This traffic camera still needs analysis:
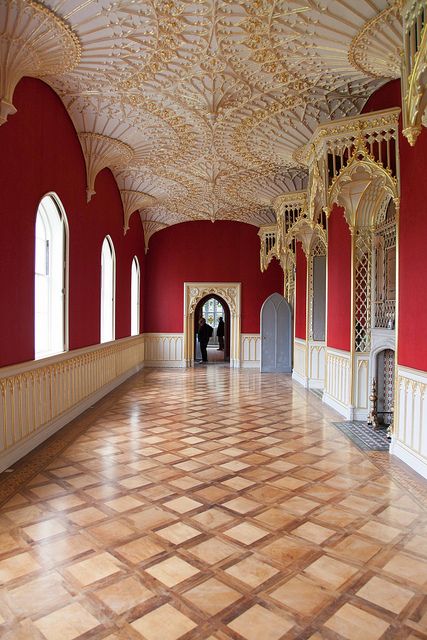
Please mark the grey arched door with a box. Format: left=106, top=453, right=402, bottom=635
left=260, top=293, right=292, bottom=373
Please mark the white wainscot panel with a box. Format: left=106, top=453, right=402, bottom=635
left=308, top=341, right=325, bottom=389
left=391, top=365, right=427, bottom=479
left=354, top=354, right=369, bottom=420
left=323, top=348, right=351, bottom=418
left=241, top=334, right=260, bottom=368
left=144, top=334, right=184, bottom=367
left=0, top=336, right=145, bottom=472
left=292, top=338, right=308, bottom=387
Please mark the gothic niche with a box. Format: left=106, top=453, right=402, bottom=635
left=372, top=199, right=397, bottom=330
left=376, top=348, right=395, bottom=427
left=368, top=197, right=397, bottom=430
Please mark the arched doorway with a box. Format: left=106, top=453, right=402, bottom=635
left=260, top=293, right=292, bottom=373
left=184, top=282, right=241, bottom=367
left=194, top=295, right=230, bottom=363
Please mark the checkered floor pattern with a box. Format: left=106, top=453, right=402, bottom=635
left=333, top=421, right=390, bottom=451
left=0, top=367, right=426, bottom=640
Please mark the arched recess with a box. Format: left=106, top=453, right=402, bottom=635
left=326, top=140, right=399, bottom=228
left=184, top=283, right=241, bottom=368
left=194, top=294, right=231, bottom=363
left=260, top=293, right=292, bottom=373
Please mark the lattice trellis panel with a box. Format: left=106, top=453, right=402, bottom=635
left=354, top=230, right=372, bottom=352
left=373, top=218, right=397, bottom=328
left=308, top=240, right=327, bottom=341
left=383, top=348, right=395, bottom=416
left=286, top=267, right=295, bottom=310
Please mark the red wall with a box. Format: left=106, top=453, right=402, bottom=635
left=327, top=205, right=352, bottom=352
left=144, top=221, right=283, bottom=333
left=295, top=242, right=307, bottom=340
left=398, top=125, right=427, bottom=370
left=0, top=77, right=145, bottom=368
left=362, top=79, right=401, bottom=114
left=363, top=79, right=427, bottom=371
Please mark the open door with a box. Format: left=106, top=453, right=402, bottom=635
left=260, top=293, right=292, bottom=373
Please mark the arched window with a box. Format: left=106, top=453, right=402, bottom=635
left=131, top=256, right=140, bottom=336
left=100, top=236, right=115, bottom=343
left=35, top=194, right=68, bottom=359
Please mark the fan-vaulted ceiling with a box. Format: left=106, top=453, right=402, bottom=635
left=1, top=0, right=402, bottom=232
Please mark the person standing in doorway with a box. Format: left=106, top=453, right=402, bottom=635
left=197, top=317, right=212, bottom=363
left=217, top=317, right=225, bottom=351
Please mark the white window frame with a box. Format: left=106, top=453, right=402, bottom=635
left=34, top=193, right=69, bottom=360
left=100, top=235, right=116, bottom=343
left=131, top=256, right=141, bottom=336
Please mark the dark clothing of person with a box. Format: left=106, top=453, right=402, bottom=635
left=216, top=319, right=225, bottom=351
left=216, top=319, right=224, bottom=338
left=198, top=323, right=212, bottom=362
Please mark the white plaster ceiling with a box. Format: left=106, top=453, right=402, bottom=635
left=10, top=0, right=403, bottom=229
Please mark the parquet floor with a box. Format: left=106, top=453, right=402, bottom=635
left=0, top=367, right=426, bottom=640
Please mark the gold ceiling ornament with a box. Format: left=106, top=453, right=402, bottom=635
left=2, top=0, right=397, bottom=225
left=258, top=224, right=279, bottom=272
left=401, top=0, right=427, bottom=146
left=326, top=135, right=398, bottom=230
left=78, top=133, right=133, bottom=202
left=348, top=2, right=403, bottom=79
left=141, top=220, right=168, bottom=254
left=0, top=0, right=80, bottom=126
left=120, top=190, right=157, bottom=235
left=285, top=219, right=326, bottom=258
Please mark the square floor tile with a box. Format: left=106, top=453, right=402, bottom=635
left=116, top=536, right=165, bottom=564
left=34, top=602, right=100, bottom=640
left=291, top=522, right=335, bottom=544
left=224, top=523, right=269, bottom=545
left=131, top=603, right=197, bottom=640
left=303, top=555, right=359, bottom=590
left=47, top=495, right=85, bottom=511
left=222, top=476, right=255, bottom=490
left=271, top=476, right=308, bottom=490
left=7, top=572, right=69, bottom=617
left=168, top=476, right=202, bottom=490
left=191, top=508, right=234, bottom=529
left=324, top=603, right=389, bottom=640
left=260, top=537, right=312, bottom=567
left=222, top=497, right=260, bottom=514
left=225, top=556, right=279, bottom=588
left=95, top=576, right=153, bottom=614
left=67, top=506, right=107, bottom=527
left=22, top=519, right=66, bottom=541
left=382, top=552, right=427, bottom=586
left=356, top=576, right=415, bottom=613
left=88, top=520, right=135, bottom=545
left=183, top=577, right=242, bottom=615
left=146, top=555, right=199, bottom=586
left=228, top=603, right=294, bottom=640
left=105, top=495, right=143, bottom=512
left=164, top=496, right=203, bottom=513
left=156, top=522, right=201, bottom=545
left=377, top=506, right=418, bottom=527
left=188, top=537, right=237, bottom=565
left=254, top=508, right=296, bottom=530
left=280, top=496, right=320, bottom=516
left=269, top=575, right=332, bottom=616
left=357, top=521, right=402, bottom=543
left=127, top=506, right=176, bottom=530
left=0, top=552, right=40, bottom=583
left=66, top=552, right=121, bottom=586
left=331, top=535, right=382, bottom=563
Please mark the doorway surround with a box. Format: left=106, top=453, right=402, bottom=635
left=184, top=282, right=241, bottom=367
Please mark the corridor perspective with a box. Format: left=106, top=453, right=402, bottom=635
left=0, top=367, right=426, bottom=640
